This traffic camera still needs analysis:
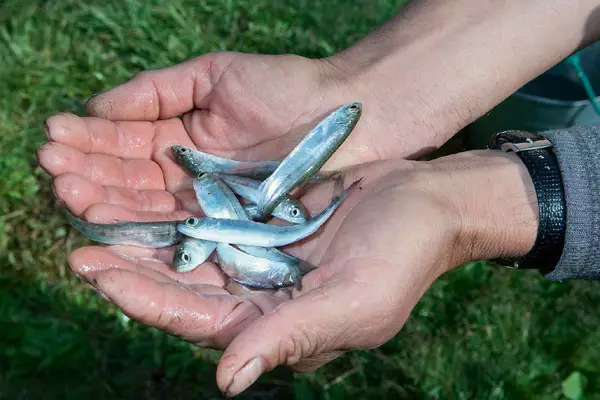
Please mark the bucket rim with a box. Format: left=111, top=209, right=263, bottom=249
left=515, top=90, right=600, bottom=107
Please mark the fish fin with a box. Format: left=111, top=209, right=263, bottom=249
left=293, top=278, right=303, bottom=291
left=64, top=210, right=93, bottom=228
left=333, top=177, right=362, bottom=201
left=332, top=174, right=345, bottom=198
left=65, top=209, right=128, bottom=226
left=64, top=210, right=79, bottom=223
left=345, top=177, right=363, bottom=193
left=298, top=260, right=318, bottom=274
left=322, top=170, right=342, bottom=181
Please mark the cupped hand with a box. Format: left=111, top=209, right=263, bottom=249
left=38, top=51, right=422, bottom=189
left=39, top=130, right=466, bottom=397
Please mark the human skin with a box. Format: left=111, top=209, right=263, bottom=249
left=48, top=149, right=538, bottom=397
left=36, top=0, right=600, bottom=396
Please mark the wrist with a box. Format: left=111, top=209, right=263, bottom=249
left=415, top=150, right=539, bottom=270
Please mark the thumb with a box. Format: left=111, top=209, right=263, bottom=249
left=216, top=279, right=373, bottom=397
left=86, top=52, right=235, bottom=121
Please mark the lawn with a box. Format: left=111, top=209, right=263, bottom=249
left=2, top=0, right=600, bottom=399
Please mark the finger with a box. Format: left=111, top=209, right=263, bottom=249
left=109, top=245, right=176, bottom=264
left=100, top=186, right=181, bottom=213
left=185, top=284, right=231, bottom=296
left=53, top=173, right=171, bottom=216
left=44, top=113, right=156, bottom=159
left=42, top=145, right=164, bottom=190
left=216, top=279, right=367, bottom=396
left=53, top=173, right=105, bottom=216
left=42, top=114, right=199, bottom=194
left=291, top=351, right=346, bottom=373
left=86, top=53, right=235, bottom=120
left=69, top=246, right=226, bottom=287
left=90, top=267, right=266, bottom=348
left=108, top=246, right=223, bottom=286
left=82, top=203, right=192, bottom=223
left=50, top=172, right=180, bottom=215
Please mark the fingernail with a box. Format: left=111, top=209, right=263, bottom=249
left=225, top=357, right=264, bottom=397
left=85, top=91, right=106, bottom=116
left=43, top=120, right=50, bottom=138
left=88, top=91, right=104, bottom=100
left=92, top=286, right=112, bottom=302
left=89, top=278, right=113, bottom=303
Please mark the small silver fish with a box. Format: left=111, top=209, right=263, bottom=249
left=256, top=103, right=361, bottom=219
left=171, top=145, right=338, bottom=182
left=215, top=174, right=308, bottom=224
left=172, top=145, right=280, bottom=179
left=216, top=243, right=304, bottom=290
left=173, top=237, right=217, bottom=273
left=192, top=173, right=315, bottom=287
left=193, top=174, right=250, bottom=220
left=67, top=213, right=182, bottom=248
left=239, top=246, right=316, bottom=274
left=193, top=173, right=276, bottom=254
left=177, top=179, right=360, bottom=247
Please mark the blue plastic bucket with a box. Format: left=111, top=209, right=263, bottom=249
left=467, top=41, right=600, bottom=149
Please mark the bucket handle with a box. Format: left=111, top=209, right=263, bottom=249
left=566, top=52, right=600, bottom=116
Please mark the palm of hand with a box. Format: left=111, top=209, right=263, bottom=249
left=38, top=105, right=412, bottom=346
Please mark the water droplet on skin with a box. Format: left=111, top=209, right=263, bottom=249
left=127, top=135, right=143, bottom=148
left=354, top=145, right=370, bottom=155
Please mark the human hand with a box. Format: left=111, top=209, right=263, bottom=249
left=40, top=133, right=538, bottom=396
left=211, top=151, right=539, bottom=395
left=38, top=50, right=436, bottom=190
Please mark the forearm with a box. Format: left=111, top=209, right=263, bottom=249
left=327, top=0, right=600, bottom=158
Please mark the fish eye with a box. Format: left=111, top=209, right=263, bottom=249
left=291, top=208, right=299, bottom=217
left=181, top=253, right=191, bottom=263
left=348, top=103, right=360, bottom=113
left=186, top=217, right=199, bottom=227
left=180, top=147, right=189, bottom=153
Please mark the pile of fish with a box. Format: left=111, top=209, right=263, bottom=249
left=68, top=102, right=362, bottom=290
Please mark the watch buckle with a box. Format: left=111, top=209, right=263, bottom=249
left=500, top=139, right=552, bottom=153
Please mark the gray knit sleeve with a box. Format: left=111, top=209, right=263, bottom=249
left=542, top=125, right=600, bottom=281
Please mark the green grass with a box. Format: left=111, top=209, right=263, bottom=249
left=2, top=0, right=600, bottom=399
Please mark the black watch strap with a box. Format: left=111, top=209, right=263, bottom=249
left=488, top=130, right=566, bottom=274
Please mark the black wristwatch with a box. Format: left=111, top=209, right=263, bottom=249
left=488, top=130, right=566, bottom=274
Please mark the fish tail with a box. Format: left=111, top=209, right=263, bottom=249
left=65, top=210, right=89, bottom=231
left=335, top=177, right=363, bottom=202
left=293, top=277, right=303, bottom=291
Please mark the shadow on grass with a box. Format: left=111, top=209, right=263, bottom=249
left=0, top=255, right=299, bottom=400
